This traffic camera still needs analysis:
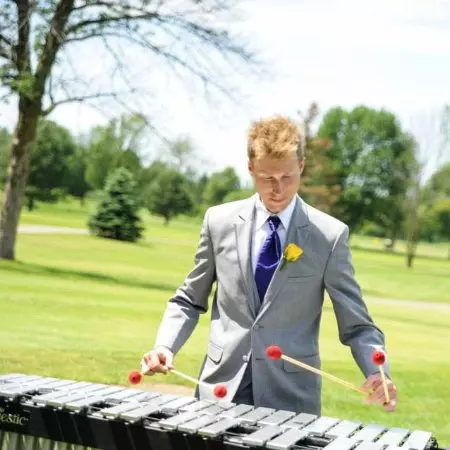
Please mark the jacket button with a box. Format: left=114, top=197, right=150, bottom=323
left=242, top=355, right=249, bottom=362
left=253, top=324, right=260, bottom=331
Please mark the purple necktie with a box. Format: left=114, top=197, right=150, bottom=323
left=255, top=216, right=282, bottom=304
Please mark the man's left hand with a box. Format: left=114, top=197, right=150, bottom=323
left=362, top=373, right=397, bottom=412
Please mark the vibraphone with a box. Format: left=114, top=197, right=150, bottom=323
left=0, top=374, right=447, bottom=450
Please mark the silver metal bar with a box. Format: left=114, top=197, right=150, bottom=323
left=266, top=428, right=308, bottom=450
left=158, top=411, right=200, bottom=430
left=200, top=403, right=234, bottom=416
left=62, top=381, right=94, bottom=391
left=351, top=424, right=386, bottom=442
left=241, top=425, right=284, bottom=447
left=0, top=377, right=59, bottom=396
left=353, top=443, right=384, bottom=450
left=144, top=393, right=178, bottom=406
left=323, top=437, right=358, bottom=450
left=119, top=404, right=162, bottom=422
left=198, top=418, right=241, bottom=437
left=31, top=389, right=74, bottom=405
left=86, top=386, right=124, bottom=397
left=179, top=399, right=215, bottom=412
left=160, top=396, right=196, bottom=414
left=177, top=415, right=218, bottom=434
left=280, top=412, right=317, bottom=429
left=238, top=407, right=275, bottom=424
left=64, top=395, right=105, bottom=411
left=258, top=410, right=296, bottom=426
left=302, top=417, right=340, bottom=435
left=218, top=403, right=254, bottom=418
left=47, top=392, right=94, bottom=408
left=400, top=430, right=432, bottom=450
left=377, top=428, right=409, bottom=447
left=325, top=420, right=362, bottom=438
left=0, top=374, right=26, bottom=382
left=404, top=431, right=433, bottom=450
left=73, top=384, right=107, bottom=394
left=126, top=392, right=154, bottom=403
left=37, top=379, right=78, bottom=390
left=102, top=388, right=143, bottom=401
left=98, top=402, right=143, bottom=418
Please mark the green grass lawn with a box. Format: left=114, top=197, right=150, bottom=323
left=0, top=200, right=448, bottom=445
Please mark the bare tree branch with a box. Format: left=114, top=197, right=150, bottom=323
left=34, top=0, right=75, bottom=95
left=16, top=0, right=32, bottom=75
left=65, top=11, right=160, bottom=35
left=41, top=91, right=132, bottom=115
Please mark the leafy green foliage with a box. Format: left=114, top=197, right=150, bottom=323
left=146, top=168, right=193, bottom=224
left=88, top=167, right=143, bottom=242
left=85, top=115, right=145, bottom=190
left=26, top=120, right=77, bottom=209
left=318, top=106, right=413, bottom=234
left=203, top=167, right=240, bottom=206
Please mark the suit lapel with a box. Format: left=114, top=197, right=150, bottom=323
left=234, top=195, right=258, bottom=317
left=255, top=196, right=310, bottom=322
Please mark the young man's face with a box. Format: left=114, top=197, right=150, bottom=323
left=248, top=152, right=304, bottom=213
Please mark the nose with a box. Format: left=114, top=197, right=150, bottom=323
left=272, top=179, right=284, bottom=195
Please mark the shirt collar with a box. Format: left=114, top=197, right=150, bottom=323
left=255, top=195, right=297, bottom=231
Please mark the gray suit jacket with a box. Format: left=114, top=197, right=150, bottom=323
left=154, top=194, right=388, bottom=415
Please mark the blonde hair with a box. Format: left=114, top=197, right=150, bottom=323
left=247, top=115, right=305, bottom=161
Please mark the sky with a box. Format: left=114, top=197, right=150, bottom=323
left=1, top=0, right=449, bottom=182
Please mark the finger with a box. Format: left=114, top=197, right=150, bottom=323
left=149, top=351, right=165, bottom=373
left=370, top=383, right=396, bottom=405
left=383, top=398, right=397, bottom=412
left=367, top=386, right=389, bottom=404
left=164, top=352, right=174, bottom=369
left=141, top=355, right=155, bottom=376
left=362, top=378, right=381, bottom=391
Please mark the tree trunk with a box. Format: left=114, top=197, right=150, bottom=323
left=27, top=195, right=35, bottom=212
left=406, top=251, right=414, bottom=268
left=0, top=104, right=40, bottom=260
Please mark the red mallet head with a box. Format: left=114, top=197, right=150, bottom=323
left=128, top=370, right=142, bottom=385
left=266, top=345, right=282, bottom=360
left=213, top=384, right=227, bottom=398
left=372, top=350, right=386, bottom=366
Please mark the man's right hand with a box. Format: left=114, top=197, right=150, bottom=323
left=141, top=346, right=174, bottom=375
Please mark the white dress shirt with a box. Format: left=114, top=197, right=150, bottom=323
left=251, top=195, right=297, bottom=274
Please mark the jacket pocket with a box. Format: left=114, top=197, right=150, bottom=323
left=207, top=341, right=224, bottom=364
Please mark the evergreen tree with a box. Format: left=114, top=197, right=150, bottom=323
left=88, top=168, right=143, bottom=242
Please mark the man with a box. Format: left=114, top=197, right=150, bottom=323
left=142, top=115, right=397, bottom=415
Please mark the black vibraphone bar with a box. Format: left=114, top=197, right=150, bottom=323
left=0, top=373, right=447, bottom=450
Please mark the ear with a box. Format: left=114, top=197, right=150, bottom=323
left=248, top=160, right=254, bottom=176
left=298, top=158, right=305, bottom=175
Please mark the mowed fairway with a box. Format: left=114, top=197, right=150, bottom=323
left=0, top=201, right=449, bottom=446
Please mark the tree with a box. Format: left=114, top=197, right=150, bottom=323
left=146, top=168, right=193, bottom=225
left=223, top=189, right=255, bottom=203
left=297, top=103, right=341, bottom=215
left=88, top=167, right=143, bottom=242
left=26, top=119, right=77, bottom=211
left=0, top=0, right=256, bottom=259
left=0, top=128, right=11, bottom=185
left=318, top=106, right=413, bottom=238
left=203, top=167, right=241, bottom=206
left=85, top=115, right=145, bottom=190
left=63, top=146, right=91, bottom=205
left=404, top=109, right=449, bottom=267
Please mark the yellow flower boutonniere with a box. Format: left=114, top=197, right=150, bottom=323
left=280, top=243, right=303, bottom=270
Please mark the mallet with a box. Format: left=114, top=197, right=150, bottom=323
left=372, top=349, right=390, bottom=403
left=266, top=345, right=366, bottom=394
left=128, top=369, right=228, bottom=399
